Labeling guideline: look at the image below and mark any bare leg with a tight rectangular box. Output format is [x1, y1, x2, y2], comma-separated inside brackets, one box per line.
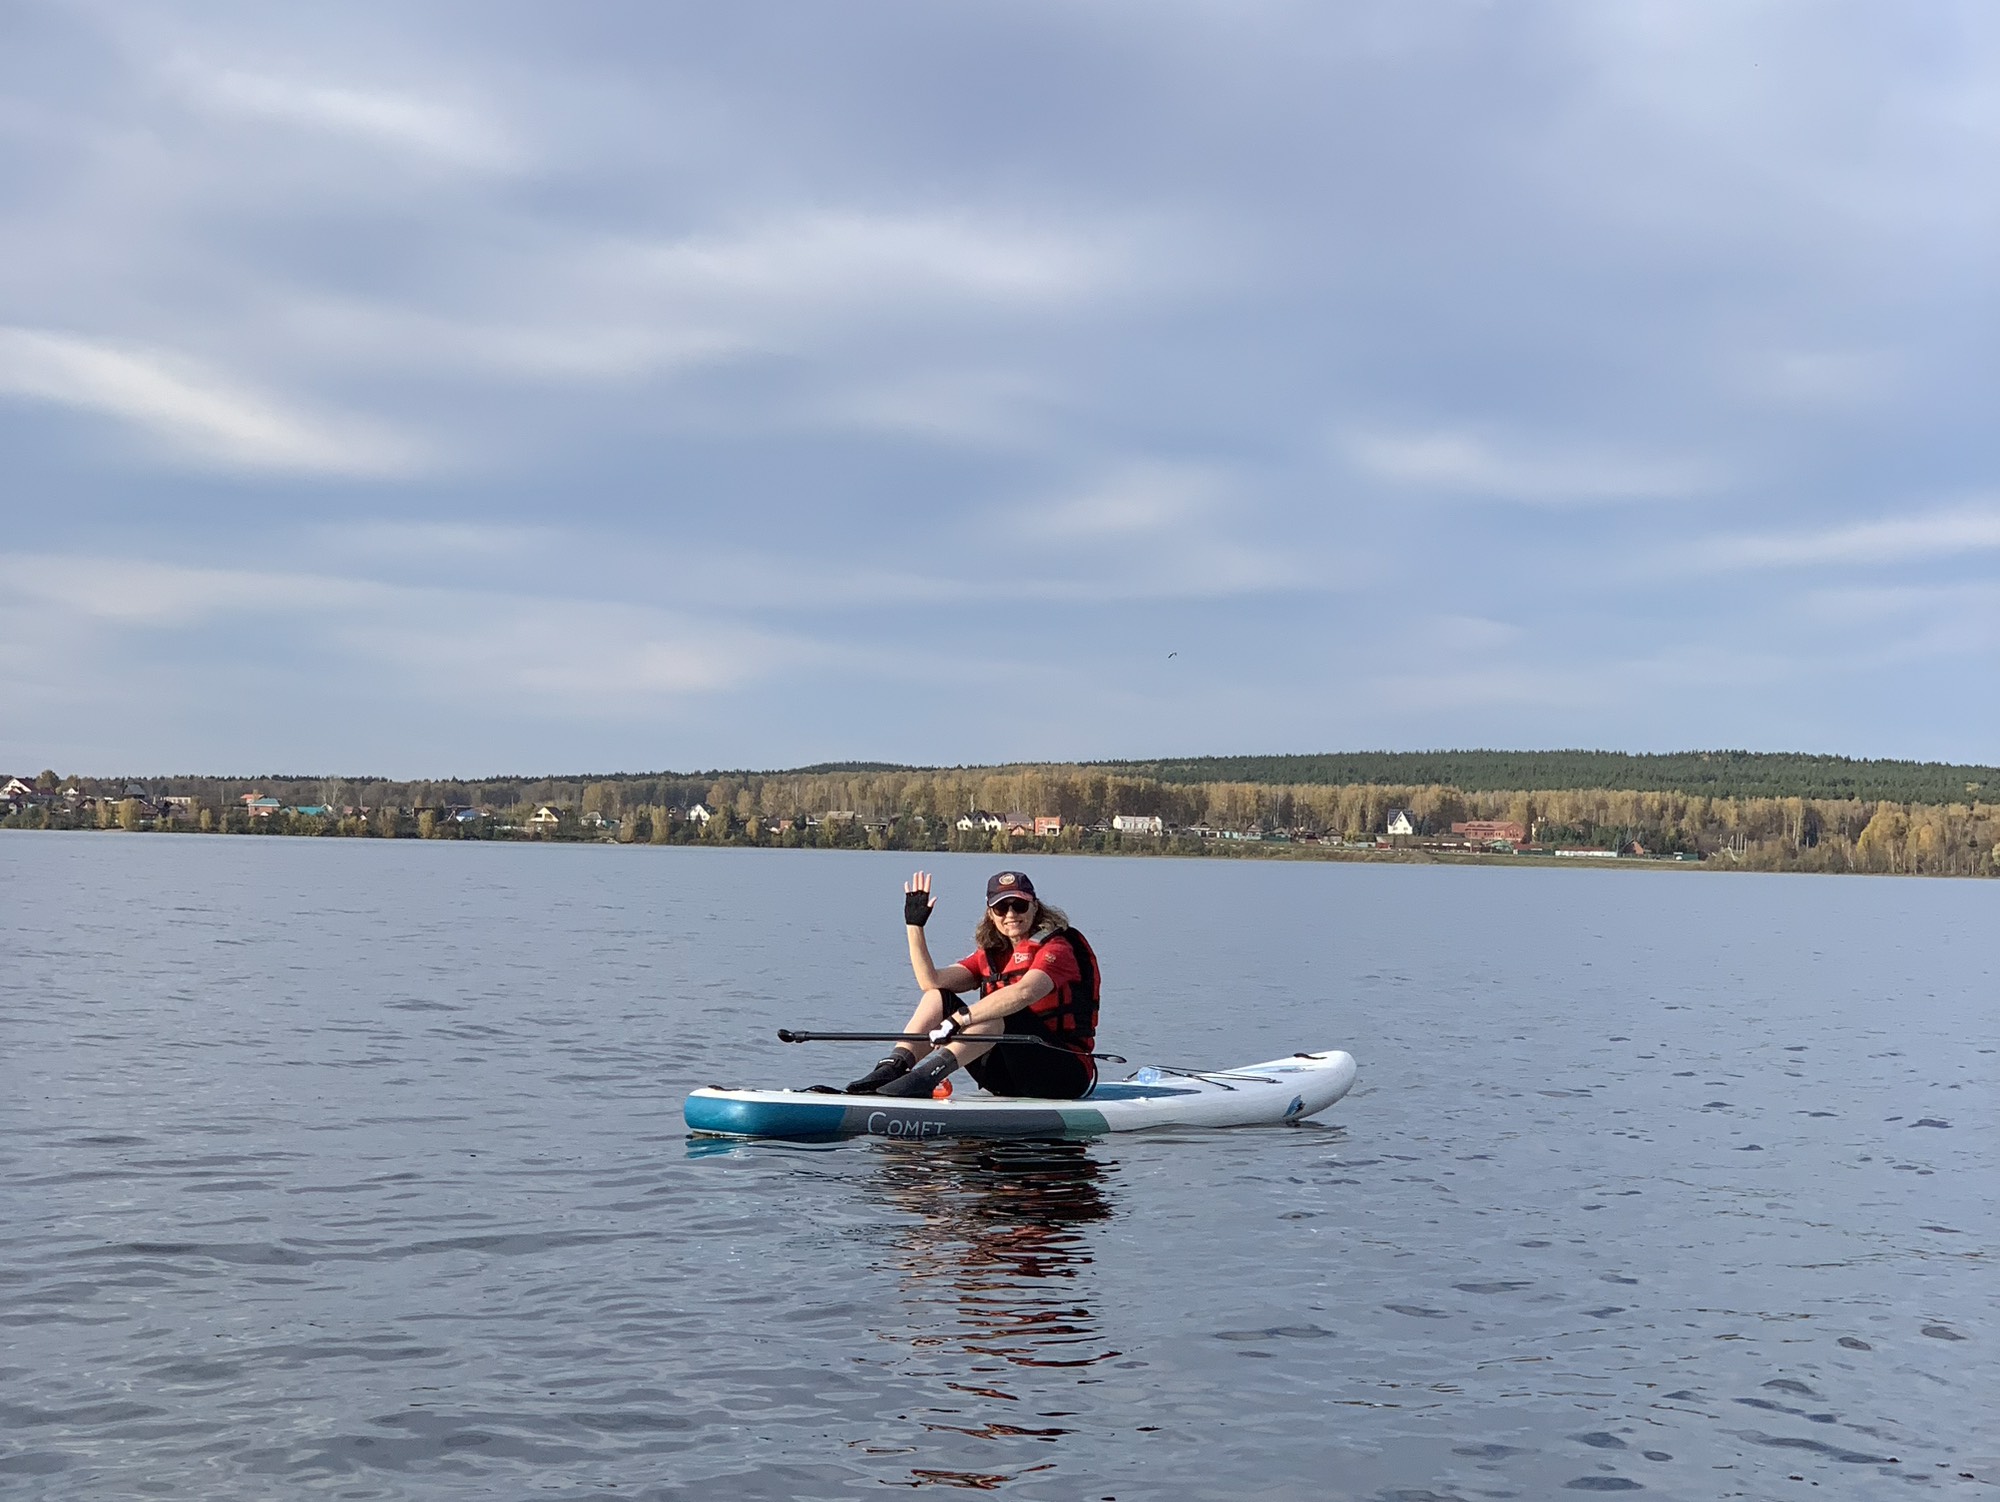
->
[902, 989, 1000, 1067]
[850, 989, 993, 1094]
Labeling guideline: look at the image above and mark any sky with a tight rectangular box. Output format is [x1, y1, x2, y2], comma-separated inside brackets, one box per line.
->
[2, 1, 1995, 778]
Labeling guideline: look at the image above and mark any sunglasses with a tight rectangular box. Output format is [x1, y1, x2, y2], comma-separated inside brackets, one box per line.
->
[989, 898, 1034, 917]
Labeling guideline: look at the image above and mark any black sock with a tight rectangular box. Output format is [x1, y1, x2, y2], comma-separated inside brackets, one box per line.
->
[845, 1047, 916, 1094]
[874, 1048, 960, 1098]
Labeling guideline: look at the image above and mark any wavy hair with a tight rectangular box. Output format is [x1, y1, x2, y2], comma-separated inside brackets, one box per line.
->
[974, 899, 1070, 958]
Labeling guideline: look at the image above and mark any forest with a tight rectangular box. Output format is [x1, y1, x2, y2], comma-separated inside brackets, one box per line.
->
[1086, 749, 1997, 804]
[7, 756, 1998, 878]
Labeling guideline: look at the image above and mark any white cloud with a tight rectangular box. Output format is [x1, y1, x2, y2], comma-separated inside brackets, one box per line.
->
[334, 600, 786, 700]
[1728, 347, 1901, 408]
[0, 327, 430, 476]
[0, 553, 379, 626]
[1342, 427, 1715, 504]
[308, 520, 561, 560]
[267, 295, 744, 382]
[1408, 614, 1526, 655]
[997, 461, 1320, 599]
[1023, 462, 1221, 537]
[0, 551, 811, 710]
[238, 208, 1123, 390]
[1702, 502, 2000, 569]
[1792, 581, 2000, 660]
[1359, 663, 1596, 713]
[169, 59, 520, 171]
[1793, 581, 2000, 624]
[615, 210, 1121, 311]
[810, 368, 1054, 449]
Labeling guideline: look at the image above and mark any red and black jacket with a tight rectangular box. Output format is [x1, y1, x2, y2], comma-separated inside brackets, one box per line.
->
[971, 926, 1101, 1060]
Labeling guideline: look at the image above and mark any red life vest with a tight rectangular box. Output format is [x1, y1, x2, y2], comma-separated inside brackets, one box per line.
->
[976, 926, 1101, 1057]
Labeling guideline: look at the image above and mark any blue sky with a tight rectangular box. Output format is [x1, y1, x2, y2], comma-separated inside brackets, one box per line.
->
[2, 2, 1995, 777]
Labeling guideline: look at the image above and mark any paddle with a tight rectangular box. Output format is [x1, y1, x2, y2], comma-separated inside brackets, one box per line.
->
[777, 1029, 1127, 1064]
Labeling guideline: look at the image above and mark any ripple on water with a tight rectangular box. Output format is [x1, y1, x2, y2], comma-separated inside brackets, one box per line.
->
[2, 839, 1993, 1500]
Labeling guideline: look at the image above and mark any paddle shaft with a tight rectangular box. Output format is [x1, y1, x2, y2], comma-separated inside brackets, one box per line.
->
[777, 1029, 1125, 1063]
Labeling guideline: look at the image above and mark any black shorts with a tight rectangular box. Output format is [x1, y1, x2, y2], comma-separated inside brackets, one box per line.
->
[966, 1039, 1095, 1099]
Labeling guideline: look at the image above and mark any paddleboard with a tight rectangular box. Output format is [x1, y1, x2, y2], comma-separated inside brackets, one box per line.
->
[683, 1049, 1356, 1141]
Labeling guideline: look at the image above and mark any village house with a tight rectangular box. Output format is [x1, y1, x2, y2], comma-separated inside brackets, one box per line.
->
[1033, 815, 1063, 837]
[1385, 809, 1420, 836]
[240, 792, 282, 818]
[1111, 814, 1164, 835]
[954, 810, 1004, 833]
[685, 803, 712, 825]
[528, 806, 563, 831]
[1450, 819, 1527, 846]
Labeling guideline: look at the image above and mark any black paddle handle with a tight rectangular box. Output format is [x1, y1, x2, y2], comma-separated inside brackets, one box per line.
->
[777, 1029, 1124, 1064]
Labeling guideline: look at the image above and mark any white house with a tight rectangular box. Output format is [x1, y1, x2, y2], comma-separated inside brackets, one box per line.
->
[685, 803, 712, 825]
[1111, 814, 1164, 835]
[529, 805, 562, 829]
[954, 810, 1004, 832]
[1385, 809, 1419, 836]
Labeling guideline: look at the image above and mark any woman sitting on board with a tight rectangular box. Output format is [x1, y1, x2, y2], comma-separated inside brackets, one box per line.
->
[846, 869, 1101, 1099]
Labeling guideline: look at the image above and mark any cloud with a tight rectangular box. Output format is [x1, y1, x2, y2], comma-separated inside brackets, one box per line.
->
[1022, 462, 1220, 537]
[0, 551, 810, 710]
[0, 327, 430, 476]
[1702, 502, 2000, 569]
[0, 553, 379, 625]
[307, 520, 562, 560]
[1342, 427, 1716, 504]
[245, 207, 1126, 390]
[1727, 347, 1901, 409]
[810, 368, 1054, 449]
[168, 59, 520, 171]
[1794, 580, 2000, 624]
[267, 295, 744, 382]
[1788, 582, 2000, 663]
[615, 210, 1122, 313]
[997, 461, 1320, 599]
[334, 600, 790, 701]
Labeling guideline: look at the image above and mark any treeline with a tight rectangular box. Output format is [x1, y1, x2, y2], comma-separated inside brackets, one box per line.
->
[8, 764, 1998, 877]
[1088, 750, 1998, 805]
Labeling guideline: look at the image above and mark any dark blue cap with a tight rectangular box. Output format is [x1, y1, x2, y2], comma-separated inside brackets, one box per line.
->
[985, 870, 1036, 906]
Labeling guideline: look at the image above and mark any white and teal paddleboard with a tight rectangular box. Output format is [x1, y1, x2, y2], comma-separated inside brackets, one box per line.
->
[683, 1049, 1357, 1141]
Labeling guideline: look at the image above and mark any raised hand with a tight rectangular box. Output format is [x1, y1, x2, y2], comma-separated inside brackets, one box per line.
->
[903, 870, 935, 928]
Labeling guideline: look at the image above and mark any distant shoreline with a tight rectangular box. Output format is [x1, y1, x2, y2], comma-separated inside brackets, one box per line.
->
[4, 821, 1987, 882]
[7, 755, 1994, 879]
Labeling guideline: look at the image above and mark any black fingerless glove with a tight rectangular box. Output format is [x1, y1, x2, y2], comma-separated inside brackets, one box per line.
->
[904, 890, 933, 927]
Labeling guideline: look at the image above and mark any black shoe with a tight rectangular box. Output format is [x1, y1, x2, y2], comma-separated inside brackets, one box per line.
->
[845, 1050, 915, 1094]
[873, 1049, 960, 1099]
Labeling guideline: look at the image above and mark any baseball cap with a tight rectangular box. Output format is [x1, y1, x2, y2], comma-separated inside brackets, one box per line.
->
[985, 870, 1037, 906]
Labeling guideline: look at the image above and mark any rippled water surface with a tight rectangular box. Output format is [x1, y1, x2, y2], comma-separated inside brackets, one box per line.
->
[2, 833, 1994, 1500]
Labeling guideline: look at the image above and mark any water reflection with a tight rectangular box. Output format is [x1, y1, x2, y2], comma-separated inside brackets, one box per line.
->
[871, 1139, 1117, 1372]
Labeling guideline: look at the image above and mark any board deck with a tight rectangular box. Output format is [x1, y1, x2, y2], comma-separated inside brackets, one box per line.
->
[684, 1049, 1357, 1141]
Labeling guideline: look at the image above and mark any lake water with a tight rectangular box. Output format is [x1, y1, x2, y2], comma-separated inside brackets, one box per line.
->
[2, 833, 1993, 1500]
